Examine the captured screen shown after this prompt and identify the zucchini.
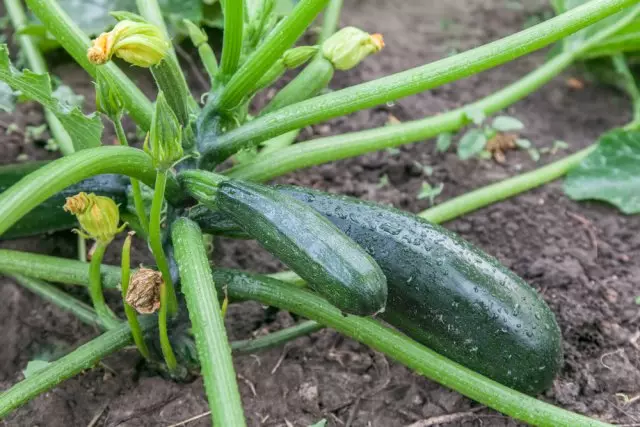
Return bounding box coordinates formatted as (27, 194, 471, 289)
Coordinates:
(0, 162, 129, 239)
(179, 171, 388, 316)
(190, 185, 563, 394)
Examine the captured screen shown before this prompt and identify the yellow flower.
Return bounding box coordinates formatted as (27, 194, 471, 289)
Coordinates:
(322, 27, 384, 71)
(87, 20, 170, 68)
(64, 192, 125, 243)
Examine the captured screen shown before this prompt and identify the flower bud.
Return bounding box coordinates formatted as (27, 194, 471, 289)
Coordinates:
(254, 46, 319, 91)
(95, 68, 124, 119)
(322, 27, 384, 71)
(64, 192, 125, 243)
(144, 91, 184, 169)
(282, 46, 319, 68)
(126, 267, 162, 314)
(87, 20, 170, 68)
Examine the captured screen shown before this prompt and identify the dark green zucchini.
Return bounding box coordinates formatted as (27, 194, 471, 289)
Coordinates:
(179, 172, 388, 316)
(191, 185, 563, 395)
(0, 162, 129, 239)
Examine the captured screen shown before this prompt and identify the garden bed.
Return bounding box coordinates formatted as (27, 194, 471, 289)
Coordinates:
(1, 0, 639, 426)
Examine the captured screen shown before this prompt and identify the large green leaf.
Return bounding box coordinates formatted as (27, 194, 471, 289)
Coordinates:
(564, 130, 640, 214)
(0, 45, 102, 151)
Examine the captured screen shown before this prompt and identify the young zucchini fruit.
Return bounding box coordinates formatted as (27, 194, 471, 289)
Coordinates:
(190, 185, 563, 395)
(0, 162, 129, 239)
(179, 171, 388, 316)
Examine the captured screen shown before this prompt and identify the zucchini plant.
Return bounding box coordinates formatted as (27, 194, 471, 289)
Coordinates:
(0, 0, 639, 425)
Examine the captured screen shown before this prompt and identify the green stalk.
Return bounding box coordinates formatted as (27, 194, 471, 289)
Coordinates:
(4, 0, 74, 156)
(172, 218, 246, 426)
(26, 0, 153, 130)
(419, 146, 596, 223)
(89, 242, 120, 329)
(219, 0, 244, 79)
(201, 0, 637, 167)
(317, 0, 343, 44)
(120, 233, 151, 359)
(151, 59, 196, 126)
(0, 249, 122, 289)
(135, 0, 172, 43)
(183, 19, 218, 83)
(0, 319, 152, 418)
(113, 121, 149, 235)
(215, 0, 329, 111)
(148, 171, 178, 371)
(10, 274, 105, 329)
(221, 273, 611, 427)
(226, 52, 575, 181)
(612, 53, 640, 124)
(0, 146, 182, 238)
(0, 255, 611, 425)
(231, 320, 321, 354)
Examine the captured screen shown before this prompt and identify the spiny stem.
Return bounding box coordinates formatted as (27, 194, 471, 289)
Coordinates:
(148, 170, 178, 371)
(172, 218, 246, 426)
(214, 0, 329, 111)
(113, 121, 149, 234)
(419, 146, 597, 224)
(120, 233, 151, 359)
(88, 242, 120, 329)
(201, 0, 637, 167)
(219, 0, 244, 79)
(231, 320, 321, 354)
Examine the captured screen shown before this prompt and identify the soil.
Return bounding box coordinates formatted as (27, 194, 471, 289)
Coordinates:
(1, 0, 639, 426)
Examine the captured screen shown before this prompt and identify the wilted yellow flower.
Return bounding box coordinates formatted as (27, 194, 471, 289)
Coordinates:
(87, 20, 170, 68)
(322, 27, 384, 71)
(126, 267, 163, 314)
(64, 192, 125, 243)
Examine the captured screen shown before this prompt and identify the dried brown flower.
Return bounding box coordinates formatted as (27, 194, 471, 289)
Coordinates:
(126, 267, 163, 314)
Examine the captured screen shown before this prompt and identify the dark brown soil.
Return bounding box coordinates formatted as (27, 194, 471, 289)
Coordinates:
(2, 0, 639, 426)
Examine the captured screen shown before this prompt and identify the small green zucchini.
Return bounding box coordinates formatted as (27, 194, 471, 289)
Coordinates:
(179, 171, 388, 316)
(0, 162, 129, 239)
(190, 185, 563, 394)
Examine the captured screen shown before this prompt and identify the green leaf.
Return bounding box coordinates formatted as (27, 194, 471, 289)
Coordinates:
(417, 181, 444, 205)
(457, 129, 487, 160)
(0, 45, 103, 151)
(377, 174, 389, 188)
(515, 138, 532, 149)
(492, 115, 525, 132)
(308, 420, 327, 427)
(436, 132, 453, 152)
(0, 80, 15, 112)
(564, 130, 640, 214)
(528, 148, 541, 162)
(22, 359, 51, 378)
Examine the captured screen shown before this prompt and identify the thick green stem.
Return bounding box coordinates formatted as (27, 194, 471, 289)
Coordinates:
(120, 233, 151, 359)
(0, 319, 152, 418)
(219, 0, 244, 79)
(215, 0, 329, 111)
(151, 59, 196, 126)
(172, 218, 246, 426)
(0, 249, 122, 289)
(4, 0, 74, 156)
(419, 146, 597, 223)
(202, 0, 637, 167)
(231, 320, 321, 354)
(317, 0, 343, 44)
(113, 121, 149, 235)
(10, 274, 105, 329)
(0, 255, 611, 425)
(0, 146, 181, 237)
(226, 52, 575, 181)
(220, 273, 611, 427)
(148, 171, 178, 371)
(89, 242, 120, 329)
(26, 0, 153, 130)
